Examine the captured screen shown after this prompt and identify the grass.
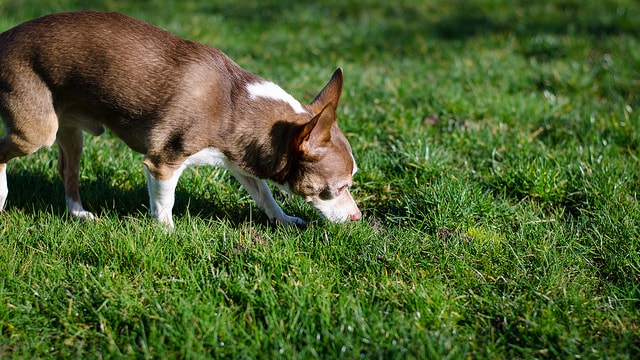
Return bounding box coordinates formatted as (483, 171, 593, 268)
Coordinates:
(1, 0, 639, 358)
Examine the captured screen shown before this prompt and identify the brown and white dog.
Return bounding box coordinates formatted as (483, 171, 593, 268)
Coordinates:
(0, 11, 361, 228)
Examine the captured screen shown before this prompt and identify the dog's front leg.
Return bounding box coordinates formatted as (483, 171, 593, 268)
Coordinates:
(144, 161, 185, 229)
(230, 170, 306, 226)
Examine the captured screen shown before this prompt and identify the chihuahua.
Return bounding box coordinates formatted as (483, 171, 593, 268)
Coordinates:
(0, 11, 361, 227)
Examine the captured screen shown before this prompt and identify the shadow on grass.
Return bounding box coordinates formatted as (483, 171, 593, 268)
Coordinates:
(5, 170, 276, 227)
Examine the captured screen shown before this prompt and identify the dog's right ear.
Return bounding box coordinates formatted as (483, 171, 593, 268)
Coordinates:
(293, 102, 336, 158)
(310, 68, 343, 115)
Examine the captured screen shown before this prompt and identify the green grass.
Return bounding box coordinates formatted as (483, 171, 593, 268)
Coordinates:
(1, 0, 639, 358)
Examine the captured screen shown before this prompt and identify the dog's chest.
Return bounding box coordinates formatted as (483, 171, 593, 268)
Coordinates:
(183, 147, 228, 168)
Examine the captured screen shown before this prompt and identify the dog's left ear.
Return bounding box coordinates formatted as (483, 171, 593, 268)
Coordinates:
(310, 68, 343, 115)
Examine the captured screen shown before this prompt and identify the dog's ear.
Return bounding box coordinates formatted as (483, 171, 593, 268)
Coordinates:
(310, 68, 343, 115)
(293, 102, 336, 157)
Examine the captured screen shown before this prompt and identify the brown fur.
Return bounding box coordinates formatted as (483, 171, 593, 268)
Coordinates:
(0, 11, 361, 224)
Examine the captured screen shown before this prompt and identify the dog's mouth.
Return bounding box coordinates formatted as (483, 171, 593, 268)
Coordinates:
(305, 191, 361, 223)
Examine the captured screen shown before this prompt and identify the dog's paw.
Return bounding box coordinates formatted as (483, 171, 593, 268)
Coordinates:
(70, 210, 96, 221)
(274, 215, 307, 228)
(152, 211, 175, 230)
(66, 198, 96, 221)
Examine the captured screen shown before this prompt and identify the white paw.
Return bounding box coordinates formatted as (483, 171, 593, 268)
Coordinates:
(70, 210, 96, 221)
(66, 197, 95, 221)
(274, 215, 307, 227)
(153, 211, 175, 230)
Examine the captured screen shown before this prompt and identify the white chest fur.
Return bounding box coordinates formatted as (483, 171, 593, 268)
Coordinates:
(183, 147, 228, 168)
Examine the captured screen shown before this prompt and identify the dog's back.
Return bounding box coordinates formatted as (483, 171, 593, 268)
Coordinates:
(1, 12, 227, 125)
(0, 11, 255, 154)
(0, 11, 361, 225)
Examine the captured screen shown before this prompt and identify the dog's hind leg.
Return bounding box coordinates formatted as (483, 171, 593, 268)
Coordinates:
(0, 77, 59, 212)
(0, 113, 58, 164)
(56, 125, 95, 220)
(0, 163, 7, 211)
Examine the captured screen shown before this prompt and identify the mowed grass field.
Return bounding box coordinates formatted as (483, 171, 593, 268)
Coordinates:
(1, 0, 639, 358)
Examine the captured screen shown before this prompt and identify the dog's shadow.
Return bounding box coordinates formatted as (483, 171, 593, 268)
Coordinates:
(5, 169, 276, 227)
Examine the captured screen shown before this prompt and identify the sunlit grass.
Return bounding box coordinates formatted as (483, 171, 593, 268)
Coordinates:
(1, 0, 639, 358)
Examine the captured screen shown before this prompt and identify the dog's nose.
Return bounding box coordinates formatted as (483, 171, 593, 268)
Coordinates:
(350, 210, 362, 222)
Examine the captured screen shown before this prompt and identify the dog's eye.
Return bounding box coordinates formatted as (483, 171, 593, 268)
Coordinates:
(337, 184, 348, 194)
(319, 187, 333, 200)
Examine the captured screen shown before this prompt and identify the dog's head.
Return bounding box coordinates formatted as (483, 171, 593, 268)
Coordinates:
(286, 69, 362, 222)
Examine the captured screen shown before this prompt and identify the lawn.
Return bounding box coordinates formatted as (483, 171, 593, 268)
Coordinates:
(1, 0, 639, 358)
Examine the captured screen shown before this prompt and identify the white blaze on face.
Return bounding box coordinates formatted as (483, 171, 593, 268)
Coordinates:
(246, 81, 307, 114)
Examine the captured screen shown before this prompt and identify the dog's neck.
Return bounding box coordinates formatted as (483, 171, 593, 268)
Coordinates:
(226, 117, 301, 184)
(214, 77, 312, 185)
